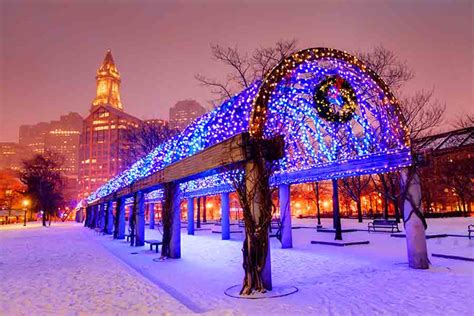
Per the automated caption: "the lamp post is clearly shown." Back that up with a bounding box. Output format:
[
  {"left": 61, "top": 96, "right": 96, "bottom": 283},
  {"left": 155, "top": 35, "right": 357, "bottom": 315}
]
[{"left": 22, "top": 199, "right": 29, "bottom": 226}]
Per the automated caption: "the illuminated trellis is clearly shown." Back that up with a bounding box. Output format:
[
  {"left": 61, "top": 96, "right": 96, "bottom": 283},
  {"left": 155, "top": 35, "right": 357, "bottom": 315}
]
[{"left": 86, "top": 48, "right": 411, "bottom": 204}]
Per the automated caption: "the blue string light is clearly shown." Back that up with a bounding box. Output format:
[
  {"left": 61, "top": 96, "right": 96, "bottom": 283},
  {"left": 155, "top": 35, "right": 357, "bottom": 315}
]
[{"left": 85, "top": 53, "right": 410, "bottom": 205}]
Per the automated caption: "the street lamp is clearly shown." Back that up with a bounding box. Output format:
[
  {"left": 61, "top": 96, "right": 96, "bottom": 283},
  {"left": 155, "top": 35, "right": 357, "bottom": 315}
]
[{"left": 22, "top": 199, "right": 29, "bottom": 226}]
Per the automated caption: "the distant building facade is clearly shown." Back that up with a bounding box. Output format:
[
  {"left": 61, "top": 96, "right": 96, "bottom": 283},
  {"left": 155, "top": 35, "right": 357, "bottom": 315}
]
[
  {"left": 17, "top": 112, "right": 83, "bottom": 202},
  {"left": 169, "top": 100, "right": 206, "bottom": 130},
  {"left": 19, "top": 122, "right": 49, "bottom": 154},
  {"left": 144, "top": 118, "right": 168, "bottom": 127},
  {"left": 415, "top": 127, "right": 474, "bottom": 214},
  {"left": 78, "top": 50, "right": 141, "bottom": 199},
  {"left": 0, "top": 142, "right": 32, "bottom": 171}
]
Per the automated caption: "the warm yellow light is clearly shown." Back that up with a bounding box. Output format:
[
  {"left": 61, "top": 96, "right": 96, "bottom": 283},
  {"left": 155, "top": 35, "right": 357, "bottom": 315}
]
[
  {"left": 322, "top": 201, "right": 329, "bottom": 208},
  {"left": 23, "top": 199, "right": 30, "bottom": 207},
  {"left": 206, "top": 203, "right": 213, "bottom": 208}
]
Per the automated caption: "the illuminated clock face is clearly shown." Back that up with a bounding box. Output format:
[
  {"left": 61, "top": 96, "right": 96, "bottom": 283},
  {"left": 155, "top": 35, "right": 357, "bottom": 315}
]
[{"left": 98, "top": 81, "right": 107, "bottom": 94}]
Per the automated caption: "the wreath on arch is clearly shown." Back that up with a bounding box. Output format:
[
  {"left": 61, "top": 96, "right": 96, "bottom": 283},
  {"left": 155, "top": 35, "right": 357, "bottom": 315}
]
[{"left": 313, "top": 75, "right": 357, "bottom": 123}]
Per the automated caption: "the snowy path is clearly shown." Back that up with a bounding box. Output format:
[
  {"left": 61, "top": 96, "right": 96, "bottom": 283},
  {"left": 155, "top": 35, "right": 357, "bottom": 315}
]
[
  {"left": 98, "top": 218, "right": 473, "bottom": 315},
  {"left": 0, "top": 223, "right": 192, "bottom": 315},
  {"left": 0, "top": 218, "right": 473, "bottom": 315}
]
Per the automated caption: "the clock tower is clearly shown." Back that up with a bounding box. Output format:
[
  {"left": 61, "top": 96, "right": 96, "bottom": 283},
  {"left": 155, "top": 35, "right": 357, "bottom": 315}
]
[
  {"left": 79, "top": 50, "right": 141, "bottom": 199},
  {"left": 91, "top": 50, "right": 123, "bottom": 111}
]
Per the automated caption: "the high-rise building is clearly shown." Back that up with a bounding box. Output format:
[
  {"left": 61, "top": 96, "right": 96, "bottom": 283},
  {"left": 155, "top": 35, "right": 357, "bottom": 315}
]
[
  {"left": 0, "top": 142, "right": 32, "bottom": 171},
  {"left": 169, "top": 100, "right": 206, "bottom": 130},
  {"left": 17, "top": 112, "right": 83, "bottom": 203},
  {"left": 19, "top": 122, "right": 49, "bottom": 154},
  {"left": 79, "top": 50, "right": 141, "bottom": 199}
]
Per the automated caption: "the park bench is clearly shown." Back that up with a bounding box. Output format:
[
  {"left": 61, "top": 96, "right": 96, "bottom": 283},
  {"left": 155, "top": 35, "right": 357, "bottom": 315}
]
[
  {"left": 124, "top": 233, "right": 131, "bottom": 242},
  {"left": 368, "top": 219, "right": 400, "bottom": 233},
  {"left": 145, "top": 239, "right": 163, "bottom": 253},
  {"left": 469, "top": 225, "right": 473, "bottom": 239}
]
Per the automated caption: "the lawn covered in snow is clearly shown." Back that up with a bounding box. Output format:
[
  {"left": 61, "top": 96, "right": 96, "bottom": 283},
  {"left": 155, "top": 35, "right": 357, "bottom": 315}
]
[{"left": 1, "top": 218, "right": 473, "bottom": 315}]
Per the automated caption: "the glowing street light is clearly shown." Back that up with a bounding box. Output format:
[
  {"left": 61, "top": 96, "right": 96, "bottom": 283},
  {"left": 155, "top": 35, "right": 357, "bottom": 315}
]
[{"left": 22, "top": 199, "right": 30, "bottom": 226}]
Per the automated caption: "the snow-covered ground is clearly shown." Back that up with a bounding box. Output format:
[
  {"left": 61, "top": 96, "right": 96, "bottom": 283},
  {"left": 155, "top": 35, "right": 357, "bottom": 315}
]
[
  {"left": 1, "top": 218, "right": 473, "bottom": 315},
  {"left": 0, "top": 223, "right": 191, "bottom": 315}
]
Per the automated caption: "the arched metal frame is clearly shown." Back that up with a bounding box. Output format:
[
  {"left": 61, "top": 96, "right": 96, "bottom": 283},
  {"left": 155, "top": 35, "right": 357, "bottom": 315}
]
[{"left": 85, "top": 48, "right": 411, "bottom": 205}]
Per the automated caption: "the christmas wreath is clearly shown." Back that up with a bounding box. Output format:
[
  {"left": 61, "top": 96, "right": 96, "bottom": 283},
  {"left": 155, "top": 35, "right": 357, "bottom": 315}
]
[{"left": 313, "top": 76, "right": 357, "bottom": 123}]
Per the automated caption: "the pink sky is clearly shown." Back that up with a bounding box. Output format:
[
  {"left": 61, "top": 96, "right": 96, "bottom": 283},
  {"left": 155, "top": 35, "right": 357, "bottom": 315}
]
[{"left": 1, "top": 0, "right": 472, "bottom": 142}]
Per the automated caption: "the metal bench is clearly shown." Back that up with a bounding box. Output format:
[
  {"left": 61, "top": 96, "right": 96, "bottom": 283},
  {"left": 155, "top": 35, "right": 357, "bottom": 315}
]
[
  {"left": 368, "top": 219, "right": 400, "bottom": 233},
  {"left": 145, "top": 239, "right": 163, "bottom": 253},
  {"left": 469, "top": 225, "right": 473, "bottom": 239}
]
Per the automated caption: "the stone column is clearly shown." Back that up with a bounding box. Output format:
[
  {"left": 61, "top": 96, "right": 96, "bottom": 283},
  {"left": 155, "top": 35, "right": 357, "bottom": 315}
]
[
  {"left": 135, "top": 192, "right": 145, "bottom": 247},
  {"left": 169, "top": 184, "right": 181, "bottom": 258},
  {"left": 221, "top": 192, "right": 230, "bottom": 240},
  {"left": 279, "top": 184, "right": 293, "bottom": 248},
  {"left": 149, "top": 203, "right": 155, "bottom": 230},
  {"left": 187, "top": 198, "right": 194, "bottom": 235},
  {"left": 402, "top": 169, "right": 429, "bottom": 269}
]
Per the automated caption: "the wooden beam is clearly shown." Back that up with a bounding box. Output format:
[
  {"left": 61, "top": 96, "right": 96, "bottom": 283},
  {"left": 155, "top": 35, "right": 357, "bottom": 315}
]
[{"left": 92, "top": 133, "right": 249, "bottom": 205}]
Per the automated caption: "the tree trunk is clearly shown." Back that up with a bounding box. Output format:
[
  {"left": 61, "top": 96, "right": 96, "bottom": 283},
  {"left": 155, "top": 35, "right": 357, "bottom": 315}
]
[
  {"left": 332, "top": 179, "right": 342, "bottom": 240},
  {"left": 161, "top": 183, "right": 175, "bottom": 258},
  {"left": 383, "top": 196, "right": 389, "bottom": 220},
  {"left": 356, "top": 199, "right": 362, "bottom": 223},
  {"left": 42, "top": 211, "right": 47, "bottom": 227},
  {"left": 394, "top": 199, "right": 401, "bottom": 223},
  {"left": 463, "top": 198, "right": 468, "bottom": 217},
  {"left": 239, "top": 158, "right": 272, "bottom": 295},
  {"left": 402, "top": 168, "right": 429, "bottom": 269},
  {"left": 315, "top": 182, "right": 321, "bottom": 226}
]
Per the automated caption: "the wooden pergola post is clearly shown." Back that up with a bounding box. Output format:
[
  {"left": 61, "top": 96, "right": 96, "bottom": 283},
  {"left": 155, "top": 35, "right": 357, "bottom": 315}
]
[
  {"left": 114, "top": 197, "right": 126, "bottom": 239},
  {"left": 187, "top": 198, "right": 194, "bottom": 235},
  {"left": 221, "top": 192, "right": 230, "bottom": 240},
  {"left": 105, "top": 200, "right": 114, "bottom": 234},
  {"left": 279, "top": 184, "right": 293, "bottom": 249},
  {"left": 149, "top": 202, "right": 155, "bottom": 230},
  {"left": 135, "top": 191, "right": 145, "bottom": 247}
]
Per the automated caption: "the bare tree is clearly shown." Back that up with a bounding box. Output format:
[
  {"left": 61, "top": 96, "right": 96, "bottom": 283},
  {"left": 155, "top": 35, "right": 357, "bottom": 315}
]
[
  {"left": 452, "top": 113, "right": 474, "bottom": 129},
  {"left": 358, "top": 46, "right": 445, "bottom": 140},
  {"left": 196, "top": 39, "right": 298, "bottom": 104},
  {"left": 122, "top": 122, "right": 177, "bottom": 167},
  {"left": 399, "top": 90, "right": 446, "bottom": 140},
  {"left": 20, "top": 152, "right": 65, "bottom": 226},
  {"left": 340, "top": 175, "right": 371, "bottom": 222},
  {"left": 356, "top": 46, "right": 446, "bottom": 227}
]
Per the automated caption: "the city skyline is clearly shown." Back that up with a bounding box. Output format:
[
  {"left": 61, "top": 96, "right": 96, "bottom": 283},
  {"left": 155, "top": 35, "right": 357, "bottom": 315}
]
[{"left": 1, "top": 0, "right": 472, "bottom": 143}]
